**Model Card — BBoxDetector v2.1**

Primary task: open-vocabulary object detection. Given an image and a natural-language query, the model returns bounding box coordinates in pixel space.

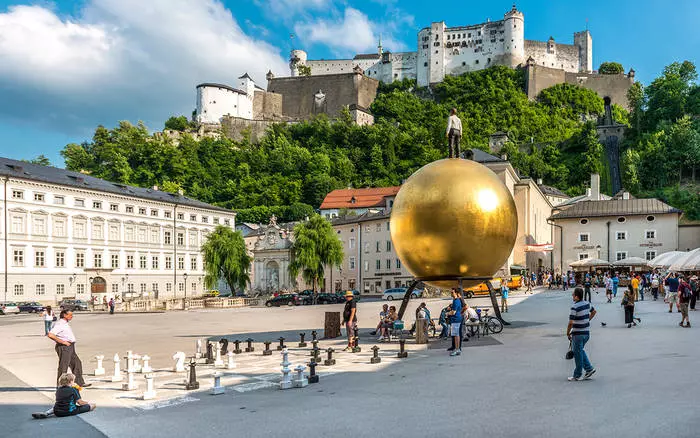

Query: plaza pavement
[1,287,697,438]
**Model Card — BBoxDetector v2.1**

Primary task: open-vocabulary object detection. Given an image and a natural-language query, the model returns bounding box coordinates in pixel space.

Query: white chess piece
[142,374,156,400]
[226,352,236,370]
[293,364,308,388]
[279,348,292,390]
[211,372,224,395]
[141,355,152,373]
[173,352,186,372]
[94,355,105,376]
[111,354,123,382]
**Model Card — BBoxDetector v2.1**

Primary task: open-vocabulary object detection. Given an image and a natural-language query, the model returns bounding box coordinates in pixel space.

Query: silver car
[0,301,20,315]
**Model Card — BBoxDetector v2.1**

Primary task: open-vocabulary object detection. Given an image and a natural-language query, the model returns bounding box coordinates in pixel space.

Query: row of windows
[578,251,657,262]
[10,189,230,225]
[11,248,199,270]
[578,230,657,242]
[12,282,198,296]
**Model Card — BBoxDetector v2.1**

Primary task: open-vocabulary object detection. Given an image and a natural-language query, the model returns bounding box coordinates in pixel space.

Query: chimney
[590,174,600,200]
[622,191,630,200]
[536,178,543,185]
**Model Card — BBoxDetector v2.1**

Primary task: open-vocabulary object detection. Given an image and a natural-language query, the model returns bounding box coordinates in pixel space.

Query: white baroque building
[0,158,236,304]
[290,5,592,86]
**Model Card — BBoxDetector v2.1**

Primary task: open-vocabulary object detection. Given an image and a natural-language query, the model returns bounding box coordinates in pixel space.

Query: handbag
[565,341,574,360]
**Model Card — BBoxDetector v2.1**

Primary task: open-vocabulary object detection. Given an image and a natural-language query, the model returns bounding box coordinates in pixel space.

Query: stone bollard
[142,374,156,400]
[195,339,203,359]
[298,332,307,348]
[206,342,215,364]
[219,339,229,356]
[324,348,336,366]
[111,353,123,382]
[232,340,242,354]
[94,355,105,376]
[311,330,318,343]
[263,341,273,356]
[397,339,408,358]
[352,326,361,353]
[214,346,224,368]
[141,355,153,373]
[226,352,236,370]
[185,359,199,390]
[245,338,255,353]
[211,372,224,395]
[371,345,382,364]
[293,364,308,388]
[173,352,186,372]
[307,360,319,384]
[277,337,286,351]
[279,349,292,390]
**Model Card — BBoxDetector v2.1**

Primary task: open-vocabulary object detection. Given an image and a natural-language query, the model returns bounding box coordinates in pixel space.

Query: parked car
[265,294,302,307]
[334,290,361,303]
[382,287,422,301]
[18,302,45,313]
[59,299,89,312]
[0,302,20,315]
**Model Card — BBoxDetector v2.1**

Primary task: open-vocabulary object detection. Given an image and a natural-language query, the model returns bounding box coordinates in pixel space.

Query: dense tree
[288,215,344,296]
[598,62,624,75]
[201,226,252,294]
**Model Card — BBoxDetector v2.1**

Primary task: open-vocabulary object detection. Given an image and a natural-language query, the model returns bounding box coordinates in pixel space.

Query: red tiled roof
[320,186,400,209]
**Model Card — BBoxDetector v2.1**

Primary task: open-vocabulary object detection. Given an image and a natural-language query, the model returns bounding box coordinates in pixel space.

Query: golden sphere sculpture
[390,159,518,289]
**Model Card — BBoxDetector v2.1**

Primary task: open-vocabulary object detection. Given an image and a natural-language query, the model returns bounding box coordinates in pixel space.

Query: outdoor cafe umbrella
[668,248,700,271]
[649,251,686,269]
[612,257,649,267]
[570,258,610,268]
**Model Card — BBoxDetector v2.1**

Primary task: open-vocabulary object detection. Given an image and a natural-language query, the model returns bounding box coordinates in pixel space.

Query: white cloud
[294,7,407,56]
[0,0,288,134]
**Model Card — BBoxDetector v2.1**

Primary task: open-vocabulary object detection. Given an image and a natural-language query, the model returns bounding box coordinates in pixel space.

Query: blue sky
[0,0,697,166]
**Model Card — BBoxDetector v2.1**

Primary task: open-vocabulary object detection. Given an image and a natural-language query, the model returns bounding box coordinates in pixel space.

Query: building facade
[0,158,236,304]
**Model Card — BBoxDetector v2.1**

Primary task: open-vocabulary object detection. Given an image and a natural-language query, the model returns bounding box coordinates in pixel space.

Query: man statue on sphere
[446,108,462,158]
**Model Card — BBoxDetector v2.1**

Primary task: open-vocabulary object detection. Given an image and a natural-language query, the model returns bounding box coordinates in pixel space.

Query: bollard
[307,360,319,384]
[233,340,242,354]
[245,338,255,353]
[94,355,105,376]
[370,345,382,364]
[397,339,408,358]
[219,339,229,356]
[206,342,214,364]
[277,337,286,351]
[185,359,199,390]
[298,332,307,348]
[263,341,273,356]
[111,353,123,382]
[211,372,224,395]
[311,330,318,343]
[351,326,361,353]
[324,348,336,366]
[142,374,156,400]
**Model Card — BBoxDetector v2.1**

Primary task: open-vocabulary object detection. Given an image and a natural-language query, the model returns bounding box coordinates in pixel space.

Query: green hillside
[59,63,700,221]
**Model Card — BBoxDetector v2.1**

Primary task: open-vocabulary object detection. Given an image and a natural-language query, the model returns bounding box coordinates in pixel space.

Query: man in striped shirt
[566,287,597,381]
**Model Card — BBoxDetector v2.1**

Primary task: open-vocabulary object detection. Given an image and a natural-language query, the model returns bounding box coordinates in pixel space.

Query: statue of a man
[446,108,462,158]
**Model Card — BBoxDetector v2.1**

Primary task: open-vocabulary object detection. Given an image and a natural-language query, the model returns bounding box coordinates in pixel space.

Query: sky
[0,0,697,166]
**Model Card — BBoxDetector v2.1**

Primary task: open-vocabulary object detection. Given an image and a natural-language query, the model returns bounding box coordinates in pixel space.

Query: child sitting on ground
[32,373,96,419]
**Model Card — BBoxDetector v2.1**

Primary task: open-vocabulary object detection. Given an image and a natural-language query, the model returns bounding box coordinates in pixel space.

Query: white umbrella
[612,257,649,267]
[668,248,700,271]
[570,258,609,268]
[649,251,685,269]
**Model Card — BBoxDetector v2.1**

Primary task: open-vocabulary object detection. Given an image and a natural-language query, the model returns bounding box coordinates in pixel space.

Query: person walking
[41,306,56,336]
[341,291,357,351]
[622,285,640,328]
[108,298,115,315]
[678,276,692,328]
[46,310,90,388]
[447,288,463,356]
[566,287,597,381]
[445,108,462,158]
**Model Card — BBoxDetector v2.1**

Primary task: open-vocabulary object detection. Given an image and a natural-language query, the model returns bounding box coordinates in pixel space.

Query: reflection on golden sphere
[390,159,517,289]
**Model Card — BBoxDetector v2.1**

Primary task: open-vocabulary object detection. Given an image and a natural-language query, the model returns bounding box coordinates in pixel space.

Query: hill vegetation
[59,62,700,221]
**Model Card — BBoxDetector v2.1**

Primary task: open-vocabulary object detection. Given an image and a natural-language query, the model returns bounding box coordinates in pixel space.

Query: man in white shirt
[446,108,462,158]
[47,310,90,387]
